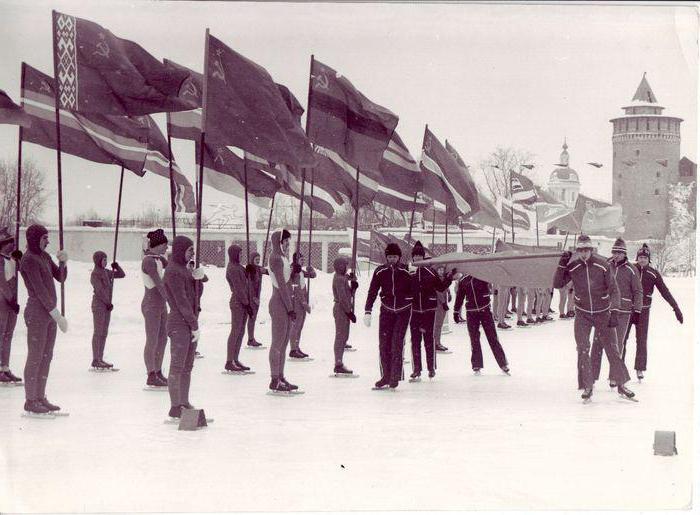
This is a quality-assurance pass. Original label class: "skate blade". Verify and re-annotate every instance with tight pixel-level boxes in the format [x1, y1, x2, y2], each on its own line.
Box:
[408, 377, 421, 383]
[344, 348, 357, 352]
[582, 398, 592, 404]
[371, 387, 397, 391]
[89, 368, 120, 373]
[329, 373, 359, 378]
[289, 357, 314, 362]
[51, 411, 70, 417]
[195, 354, 205, 359]
[618, 394, 639, 402]
[164, 416, 215, 424]
[221, 370, 256, 375]
[246, 346, 268, 350]
[266, 390, 305, 396]
[142, 386, 168, 391]
[22, 411, 56, 419]
[0, 382, 23, 387]
[517, 325, 532, 329]
[436, 350, 453, 354]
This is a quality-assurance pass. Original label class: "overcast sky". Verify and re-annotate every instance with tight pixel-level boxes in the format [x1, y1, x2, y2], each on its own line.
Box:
[0, 1, 697, 225]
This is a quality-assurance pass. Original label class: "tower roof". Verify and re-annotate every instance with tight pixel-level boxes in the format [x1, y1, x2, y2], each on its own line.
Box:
[632, 73, 658, 104]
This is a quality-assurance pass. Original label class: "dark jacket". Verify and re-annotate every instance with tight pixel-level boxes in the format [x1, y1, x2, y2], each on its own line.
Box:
[454, 275, 492, 313]
[553, 253, 619, 314]
[364, 262, 412, 314]
[0, 253, 18, 308]
[245, 251, 268, 306]
[332, 257, 353, 315]
[635, 263, 679, 310]
[226, 244, 250, 307]
[90, 251, 125, 309]
[19, 226, 67, 314]
[410, 265, 450, 313]
[609, 257, 642, 314]
[163, 236, 199, 331]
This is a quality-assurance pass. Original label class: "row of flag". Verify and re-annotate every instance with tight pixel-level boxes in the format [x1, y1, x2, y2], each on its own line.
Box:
[0, 10, 623, 240]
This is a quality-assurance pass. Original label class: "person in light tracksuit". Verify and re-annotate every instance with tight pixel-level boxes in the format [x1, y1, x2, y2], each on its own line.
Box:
[288, 252, 316, 359]
[89, 250, 125, 369]
[141, 229, 169, 387]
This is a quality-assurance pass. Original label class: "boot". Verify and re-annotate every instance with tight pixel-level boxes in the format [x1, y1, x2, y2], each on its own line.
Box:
[98, 359, 114, 368]
[168, 405, 183, 419]
[40, 398, 61, 412]
[581, 387, 593, 400]
[617, 385, 635, 399]
[91, 359, 109, 369]
[146, 371, 161, 387]
[280, 376, 298, 390]
[428, 369, 436, 378]
[333, 363, 354, 375]
[234, 360, 250, 371]
[247, 339, 263, 348]
[410, 370, 421, 380]
[4, 370, 21, 383]
[269, 377, 291, 392]
[0, 371, 11, 384]
[289, 349, 306, 359]
[225, 361, 243, 372]
[374, 378, 389, 389]
[636, 370, 644, 380]
[156, 370, 168, 386]
[24, 399, 51, 414]
[436, 343, 449, 352]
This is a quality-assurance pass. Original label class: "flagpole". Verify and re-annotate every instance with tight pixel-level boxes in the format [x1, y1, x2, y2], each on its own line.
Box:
[367, 228, 373, 274]
[166, 128, 177, 239]
[195, 28, 210, 292]
[432, 208, 436, 246]
[296, 53, 315, 258]
[14, 73, 24, 300]
[563, 230, 570, 250]
[535, 205, 540, 247]
[444, 217, 448, 246]
[306, 171, 315, 296]
[407, 191, 418, 240]
[460, 221, 464, 251]
[262, 192, 276, 265]
[295, 169, 306, 256]
[243, 154, 251, 260]
[492, 227, 496, 252]
[509, 169, 515, 243]
[109, 166, 125, 302]
[51, 11, 66, 316]
[351, 166, 361, 274]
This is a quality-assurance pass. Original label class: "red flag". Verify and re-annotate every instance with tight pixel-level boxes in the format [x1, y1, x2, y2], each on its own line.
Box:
[0, 89, 31, 127]
[274, 163, 337, 218]
[202, 33, 314, 168]
[374, 131, 426, 212]
[164, 59, 203, 141]
[308, 59, 398, 173]
[499, 197, 533, 230]
[510, 171, 537, 205]
[313, 145, 378, 207]
[52, 11, 195, 115]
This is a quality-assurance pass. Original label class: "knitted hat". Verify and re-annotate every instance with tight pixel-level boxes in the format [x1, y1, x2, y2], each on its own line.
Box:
[146, 228, 168, 249]
[385, 242, 402, 257]
[637, 243, 651, 260]
[575, 234, 595, 250]
[0, 227, 13, 248]
[611, 238, 626, 254]
[280, 229, 291, 242]
[412, 240, 426, 257]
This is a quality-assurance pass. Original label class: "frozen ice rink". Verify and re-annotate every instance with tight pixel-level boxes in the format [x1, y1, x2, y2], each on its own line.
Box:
[0, 262, 695, 511]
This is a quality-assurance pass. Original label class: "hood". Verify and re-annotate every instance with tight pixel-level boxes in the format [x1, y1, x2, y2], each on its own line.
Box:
[228, 244, 242, 265]
[171, 235, 193, 266]
[250, 251, 260, 265]
[333, 256, 348, 275]
[93, 250, 107, 268]
[26, 224, 48, 254]
[270, 229, 291, 258]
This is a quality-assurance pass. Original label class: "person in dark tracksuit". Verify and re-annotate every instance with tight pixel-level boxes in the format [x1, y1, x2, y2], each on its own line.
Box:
[553, 234, 635, 401]
[289, 252, 317, 359]
[363, 243, 412, 390]
[332, 256, 357, 375]
[267, 229, 298, 392]
[20, 225, 69, 415]
[409, 241, 452, 380]
[89, 251, 125, 369]
[163, 236, 202, 419]
[0, 228, 22, 384]
[432, 265, 451, 351]
[453, 273, 509, 374]
[141, 229, 169, 387]
[623, 243, 683, 380]
[225, 244, 253, 373]
[591, 238, 642, 386]
[244, 252, 267, 348]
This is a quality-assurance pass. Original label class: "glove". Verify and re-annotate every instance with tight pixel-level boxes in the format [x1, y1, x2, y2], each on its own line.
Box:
[10, 250, 22, 261]
[56, 250, 69, 263]
[350, 279, 359, 292]
[7, 300, 20, 315]
[110, 262, 119, 270]
[304, 304, 311, 315]
[453, 312, 460, 324]
[446, 268, 458, 281]
[607, 311, 618, 328]
[347, 311, 357, 323]
[106, 303, 114, 312]
[245, 305, 254, 318]
[245, 264, 256, 277]
[191, 329, 201, 343]
[559, 251, 572, 266]
[629, 311, 640, 325]
[363, 313, 372, 327]
[674, 307, 683, 324]
[291, 263, 302, 275]
[49, 308, 68, 333]
[288, 310, 297, 321]
[442, 303, 449, 311]
[191, 267, 206, 280]
[306, 266, 315, 275]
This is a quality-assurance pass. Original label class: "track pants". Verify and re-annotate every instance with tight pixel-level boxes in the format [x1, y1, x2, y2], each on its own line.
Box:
[466, 308, 508, 370]
[268, 293, 292, 378]
[333, 304, 349, 364]
[0, 307, 17, 368]
[591, 312, 631, 381]
[622, 307, 651, 371]
[289, 309, 306, 351]
[226, 300, 248, 363]
[142, 301, 167, 373]
[91, 305, 111, 360]
[574, 309, 630, 390]
[433, 305, 448, 347]
[410, 310, 436, 373]
[246, 303, 259, 343]
[378, 307, 411, 384]
[167, 324, 197, 408]
[23, 301, 56, 401]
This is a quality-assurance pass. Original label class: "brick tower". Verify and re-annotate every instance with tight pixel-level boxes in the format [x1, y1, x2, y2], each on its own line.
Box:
[610, 73, 683, 240]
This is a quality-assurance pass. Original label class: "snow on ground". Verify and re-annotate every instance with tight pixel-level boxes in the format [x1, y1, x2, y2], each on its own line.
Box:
[0, 261, 695, 511]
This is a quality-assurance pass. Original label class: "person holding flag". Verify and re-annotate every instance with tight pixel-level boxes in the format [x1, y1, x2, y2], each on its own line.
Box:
[224, 244, 253, 373]
[245, 252, 267, 348]
[89, 251, 125, 370]
[289, 252, 317, 360]
[331, 256, 357, 376]
[0, 228, 22, 385]
[141, 229, 169, 388]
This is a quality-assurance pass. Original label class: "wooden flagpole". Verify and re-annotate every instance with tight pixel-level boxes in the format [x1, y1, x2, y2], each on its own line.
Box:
[563, 230, 570, 249]
[295, 54, 315, 258]
[509, 169, 515, 243]
[535, 205, 540, 247]
[262, 192, 276, 265]
[243, 154, 251, 260]
[431, 207, 436, 246]
[195, 28, 210, 284]
[351, 167, 361, 273]
[108, 166, 125, 302]
[491, 227, 497, 252]
[306, 171, 315, 296]
[166, 129, 177, 239]
[13, 66, 24, 300]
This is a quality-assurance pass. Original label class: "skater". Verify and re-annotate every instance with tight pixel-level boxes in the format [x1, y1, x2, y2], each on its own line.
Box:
[244, 251, 267, 348]
[89, 251, 125, 370]
[141, 229, 169, 388]
[558, 282, 574, 318]
[225, 244, 253, 373]
[0, 228, 22, 384]
[553, 234, 635, 402]
[331, 256, 357, 375]
[536, 288, 553, 322]
[288, 252, 317, 359]
[163, 235, 202, 419]
[591, 238, 642, 386]
[432, 265, 451, 352]
[363, 242, 412, 389]
[267, 229, 299, 392]
[20, 224, 69, 415]
[494, 284, 512, 330]
[622, 243, 683, 380]
[453, 272, 509, 374]
[408, 241, 452, 380]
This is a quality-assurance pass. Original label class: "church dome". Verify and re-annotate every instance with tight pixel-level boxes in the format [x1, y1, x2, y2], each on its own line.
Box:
[549, 167, 580, 184]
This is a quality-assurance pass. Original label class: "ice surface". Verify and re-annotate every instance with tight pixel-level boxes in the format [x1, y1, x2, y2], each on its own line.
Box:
[0, 262, 694, 511]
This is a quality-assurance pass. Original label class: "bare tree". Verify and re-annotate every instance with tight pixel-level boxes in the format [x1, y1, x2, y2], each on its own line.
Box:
[477, 146, 536, 203]
[0, 158, 48, 229]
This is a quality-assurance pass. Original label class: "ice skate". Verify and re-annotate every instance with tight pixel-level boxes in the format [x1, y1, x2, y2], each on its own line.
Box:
[331, 364, 358, 378]
[247, 339, 266, 350]
[608, 381, 617, 389]
[428, 370, 436, 378]
[279, 376, 300, 391]
[617, 385, 638, 402]
[194, 350, 204, 359]
[22, 400, 55, 419]
[288, 349, 313, 361]
[542, 315, 554, 323]
[156, 371, 168, 385]
[581, 388, 593, 404]
[5, 370, 22, 383]
[344, 344, 357, 353]
[389, 380, 399, 389]
[516, 320, 529, 328]
[372, 378, 390, 390]
[0, 371, 13, 386]
[223, 361, 254, 375]
[501, 366, 511, 376]
[409, 371, 421, 383]
[497, 322, 512, 330]
[234, 360, 254, 373]
[144, 372, 168, 391]
[473, 368, 482, 376]
[636, 370, 644, 382]
[40, 398, 69, 416]
[435, 344, 451, 354]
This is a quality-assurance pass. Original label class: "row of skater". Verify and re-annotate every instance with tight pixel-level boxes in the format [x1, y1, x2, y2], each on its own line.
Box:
[489, 285, 557, 331]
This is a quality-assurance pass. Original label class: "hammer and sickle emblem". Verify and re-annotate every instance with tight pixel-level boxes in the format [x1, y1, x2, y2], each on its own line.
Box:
[94, 33, 110, 58]
[214, 148, 225, 166]
[313, 73, 329, 90]
[182, 80, 198, 98]
[40, 80, 51, 94]
[211, 49, 226, 83]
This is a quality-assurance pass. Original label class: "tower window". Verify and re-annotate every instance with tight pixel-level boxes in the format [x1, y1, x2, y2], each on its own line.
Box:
[645, 210, 651, 215]
[646, 118, 650, 131]
[654, 189, 660, 195]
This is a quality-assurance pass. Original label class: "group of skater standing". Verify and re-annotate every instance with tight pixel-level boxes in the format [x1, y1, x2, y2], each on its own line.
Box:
[0, 223, 685, 417]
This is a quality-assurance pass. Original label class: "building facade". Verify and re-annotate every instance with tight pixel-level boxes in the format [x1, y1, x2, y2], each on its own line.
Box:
[610, 73, 683, 240]
[546, 140, 580, 208]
